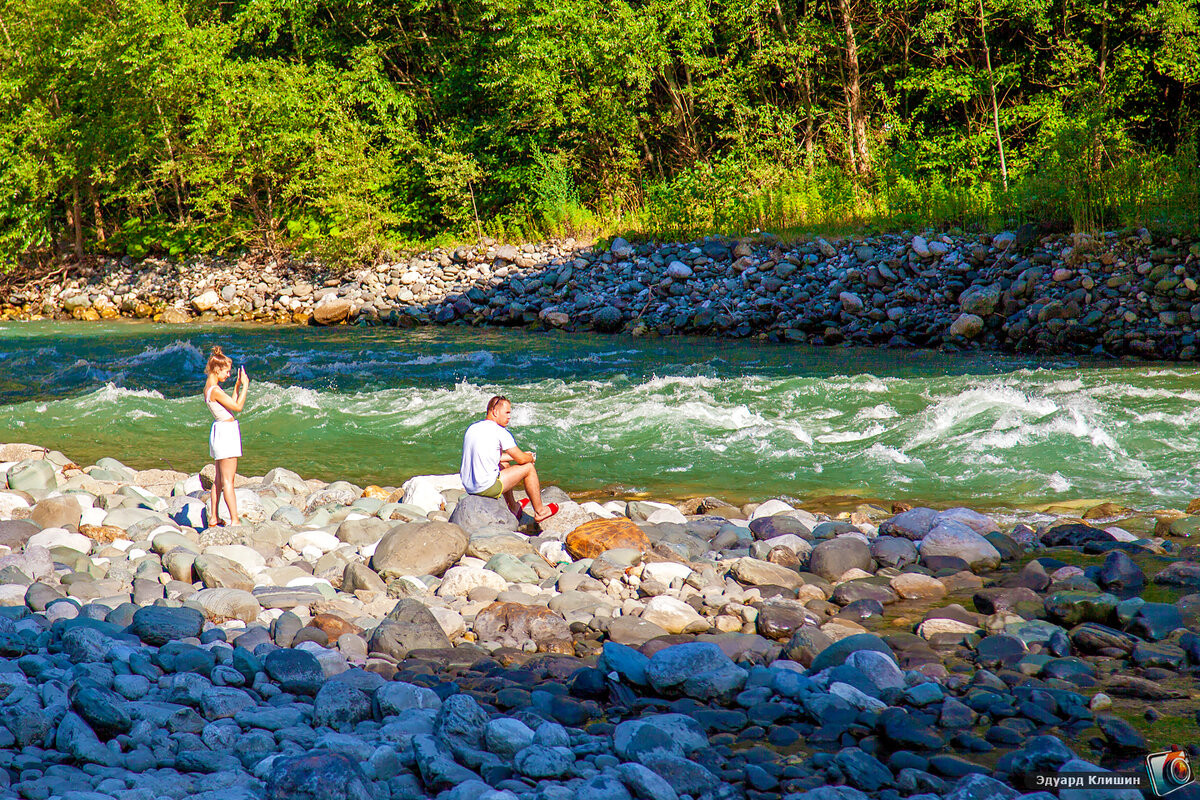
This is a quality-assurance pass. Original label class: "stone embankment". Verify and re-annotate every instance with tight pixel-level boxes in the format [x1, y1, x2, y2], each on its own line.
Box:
[1, 441, 1198, 798]
[3, 228, 1200, 358]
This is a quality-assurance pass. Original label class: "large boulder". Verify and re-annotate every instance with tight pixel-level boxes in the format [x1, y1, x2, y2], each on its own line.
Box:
[565, 518, 651, 559]
[130, 605, 205, 645]
[448, 494, 517, 534]
[919, 520, 1001, 571]
[371, 521, 468, 578]
[312, 295, 352, 325]
[192, 587, 261, 623]
[730, 557, 804, 589]
[31, 496, 82, 529]
[808, 537, 872, 581]
[879, 507, 939, 540]
[473, 602, 573, 654]
[367, 599, 453, 658]
[193, 554, 255, 591]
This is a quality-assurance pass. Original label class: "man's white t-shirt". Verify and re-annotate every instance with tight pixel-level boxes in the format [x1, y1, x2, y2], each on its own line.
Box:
[460, 419, 517, 494]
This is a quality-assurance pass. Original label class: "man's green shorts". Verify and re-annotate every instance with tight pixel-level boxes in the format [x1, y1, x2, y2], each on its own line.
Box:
[474, 477, 503, 498]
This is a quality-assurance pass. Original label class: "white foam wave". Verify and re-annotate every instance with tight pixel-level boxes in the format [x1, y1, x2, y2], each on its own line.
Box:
[816, 424, 886, 444]
[864, 443, 915, 465]
[84, 383, 166, 403]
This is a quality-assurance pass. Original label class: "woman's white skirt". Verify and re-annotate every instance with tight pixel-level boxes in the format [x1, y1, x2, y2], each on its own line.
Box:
[210, 420, 242, 460]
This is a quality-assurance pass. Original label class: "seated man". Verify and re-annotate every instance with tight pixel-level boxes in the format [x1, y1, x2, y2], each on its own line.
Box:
[460, 395, 558, 522]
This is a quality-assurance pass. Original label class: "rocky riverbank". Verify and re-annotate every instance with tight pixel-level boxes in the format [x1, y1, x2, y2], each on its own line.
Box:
[1, 441, 1199, 799]
[3, 228, 1200, 359]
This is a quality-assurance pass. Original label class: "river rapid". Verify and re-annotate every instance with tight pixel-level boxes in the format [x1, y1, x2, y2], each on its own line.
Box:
[0, 321, 1196, 513]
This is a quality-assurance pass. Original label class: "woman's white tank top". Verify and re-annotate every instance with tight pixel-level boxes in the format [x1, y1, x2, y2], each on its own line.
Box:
[205, 385, 234, 422]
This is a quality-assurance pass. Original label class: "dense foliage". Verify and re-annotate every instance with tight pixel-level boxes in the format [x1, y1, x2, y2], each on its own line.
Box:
[1, 0, 1198, 265]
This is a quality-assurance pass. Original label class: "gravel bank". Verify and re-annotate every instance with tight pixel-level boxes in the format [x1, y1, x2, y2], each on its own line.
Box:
[4, 228, 1200, 359]
[0, 441, 1197, 798]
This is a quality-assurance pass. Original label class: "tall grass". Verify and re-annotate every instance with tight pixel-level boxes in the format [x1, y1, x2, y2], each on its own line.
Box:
[611, 133, 1200, 244]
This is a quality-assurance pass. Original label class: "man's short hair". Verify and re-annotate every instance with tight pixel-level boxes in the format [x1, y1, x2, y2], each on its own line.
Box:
[486, 395, 509, 415]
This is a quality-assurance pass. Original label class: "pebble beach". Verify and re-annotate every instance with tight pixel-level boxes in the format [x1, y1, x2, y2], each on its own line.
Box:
[0, 440, 1198, 800]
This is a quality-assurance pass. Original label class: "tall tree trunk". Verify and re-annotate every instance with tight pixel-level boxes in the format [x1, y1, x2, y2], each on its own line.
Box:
[91, 182, 106, 243]
[838, 0, 870, 176]
[70, 180, 84, 260]
[979, 0, 1008, 189]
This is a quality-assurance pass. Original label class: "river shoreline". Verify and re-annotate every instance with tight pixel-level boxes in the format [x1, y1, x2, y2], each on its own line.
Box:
[0, 439, 1198, 798]
[3, 228, 1200, 360]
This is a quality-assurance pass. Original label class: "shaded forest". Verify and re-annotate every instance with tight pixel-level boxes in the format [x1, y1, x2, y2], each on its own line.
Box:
[1, 0, 1198, 265]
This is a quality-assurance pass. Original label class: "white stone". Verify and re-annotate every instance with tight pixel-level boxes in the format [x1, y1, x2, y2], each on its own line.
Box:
[0, 492, 30, 517]
[641, 562, 693, 585]
[437, 566, 508, 598]
[665, 261, 692, 279]
[401, 475, 455, 515]
[829, 681, 887, 711]
[539, 541, 571, 565]
[191, 290, 221, 312]
[1103, 526, 1140, 543]
[0, 585, 27, 606]
[916, 618, 979, 639]
[288, 530, 340, 554]
[147, 525, 182, 542]
[645, 507, 687, 525]
[911, 236, 932, 258]
[992, 231, 1016, 250]
[27, 527, 91, 554]
[429, 606, 466, 638]
[579, 501, 617, 519]
[640, 595, 706, 634]
[80, 507, 107, 527]
[204, 545, 266, 575]
[749, 499, 794, 521]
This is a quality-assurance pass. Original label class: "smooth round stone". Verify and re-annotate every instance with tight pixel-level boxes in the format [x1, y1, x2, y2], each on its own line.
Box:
[809, 633, 894, 673]
[1127, 603, 1183, 641]
[1041, 657, 1096, 682]
[25, 582, 65, 612]
[27, 528, 91, 554]
[130, 605, 205, 645]
[263, 649, 324, 695]
[808, 537, 872, 581]
[974, 635, 1027, 669]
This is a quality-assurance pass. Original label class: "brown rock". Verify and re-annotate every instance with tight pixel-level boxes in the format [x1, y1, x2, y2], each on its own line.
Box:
[1083, 502, 1130, 520]
[473, 602, 573, 655]
[565, 518, 651, 560]
[79, 525, 123, 544]
[892, 501, 913, 514]
[309, 613, 362, 640]
[1188, 498, 1200, 515]
[362, 485, 390, 500]
[767, 546, 801, 569]
[312, 296, 351, 325]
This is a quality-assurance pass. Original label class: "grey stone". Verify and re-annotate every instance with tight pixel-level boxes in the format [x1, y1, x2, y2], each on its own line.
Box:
[263, 649, 324, 695]
[448, 495, 517, 535]
[130, 605, 204, 645]
[265, 751, 372, 800]
[808, 537, 872, 580]
[372, 521, 469, 578]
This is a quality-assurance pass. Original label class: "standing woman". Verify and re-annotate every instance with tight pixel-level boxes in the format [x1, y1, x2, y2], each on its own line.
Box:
[203, 346, 249, 526]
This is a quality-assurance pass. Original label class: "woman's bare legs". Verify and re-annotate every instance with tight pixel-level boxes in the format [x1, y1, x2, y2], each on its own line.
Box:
[210, 461, 223, 525]
[217, 456, 240, 524]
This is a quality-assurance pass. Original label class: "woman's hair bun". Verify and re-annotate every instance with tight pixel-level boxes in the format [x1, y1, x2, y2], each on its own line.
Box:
[211, 345, 225, 358]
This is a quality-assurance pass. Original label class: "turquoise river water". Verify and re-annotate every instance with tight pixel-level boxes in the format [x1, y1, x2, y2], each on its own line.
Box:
[0, 321, 1196, 512]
